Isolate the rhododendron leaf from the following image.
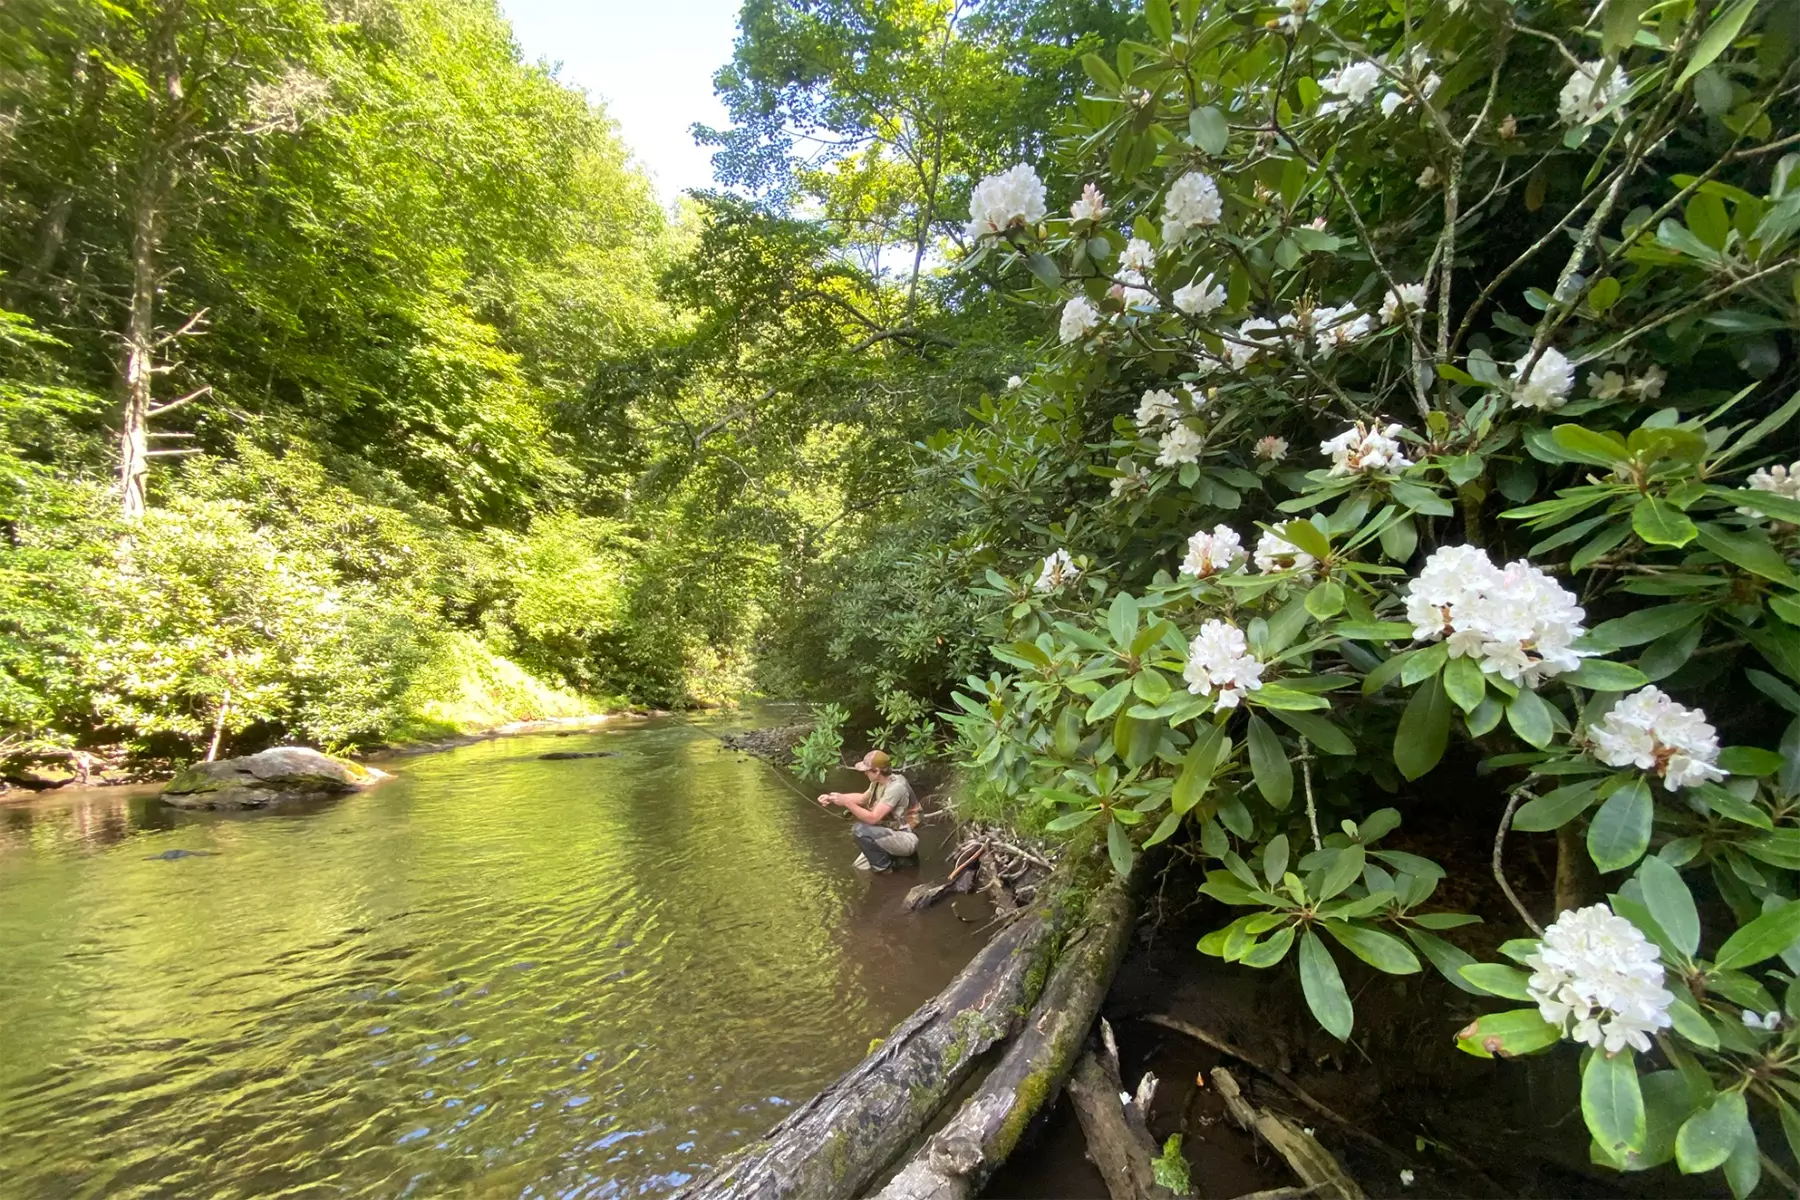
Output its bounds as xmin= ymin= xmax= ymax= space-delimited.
xmin=1082 ymin=52 xmax=1122 ymax=91
xmin=1466 ymin=695 xmax=1505 ymax=737
xmin=1588 ymin=603 xmax=1707 ymax=649
xmin=1552 ymin=424 xmax=1630 ymax=465
xmin=1693 ymin=782 xmax=1772 ymax=829
xmin=1632 ymin=496 xmax=1697 ymax=546
xmin=1676 ymin=0 xmax=1759 ymax=87
xmin=1314 ymin=845 xmax=1365 ymax=902
xmin=1666 ymin=996 xmax=1718 ymax=1050
xmin=1247 ymin=714 xmax=1293 ymax=809
xmin=1394 ymin=676 xmax=1451 ymax=780
xmin=1723 ymin=1121 xmax=1761 ymax=1199
xmin=1459 ymin=963 xmax=1533 ymax=999
xmin=1087 ymin=678 xmax=1133 ymax=723
xmin=1216 ymin=792 xmax=1254 ymax=839
xmin=1107 ymin=816 xmax=1135 ymax=878
xmin=1506 ymin=688 xmax=1555 ymax=749
xmin=1240 ymin=924 xmax=1295 ymax=968
xmin=1513 ymin=780 xmax=1602 ymax=831
xmin=1046 ymin=808 xmax=1102 ymax=832
xmin=1716 ymin=746 xmax=1781 ymax=775
xmin=1268 ymin=709 xmax=1355 ymax=755
xmin=1675 ymin=1091 xmax=1748 ymax=1175
xmin=1405 ymin=929 xmax=1487 ymax=994
xmin=1250 ymin=685 xmax=1329 ymax=711
xmin=1401 ymin=642 xmax=1449 ymax=685
xmin=1564 ymin=659 xmax=1649 ymax=691
xmin=1584 ymin=1047 xmax=1647 ymax=1157
xmin=1335 ymin=620 xmax=1414 ymax=642
xmin=1299 ymin=931 xmax=1353 ymax=1041
xmin=1189 ymin=105 xmax=1227 ymax=155
xmin=1455 ymin=1009 xmax=1560 ymax=1058
xmin=1443 ymin=655 xmax=1487 ymax=714
xmin=1026 ymin=251 xmax=1063 ymax=289
xmin=1713 ymin=898 xmax=1800 ymax=971
xmin=1636 ymin=855 xmax=1701 ymax=957
xmin=1588 ymin=777 xmax=1652 ymax=871
xmin=1304 ymin=580 xmax=1344 ymax=620
xmin=1143 ymin=810 xmax=1182 ymax=849
xmin=1695 ymin=524 xmax=1800 ymax=587
xmin=1321 ymin=921 xmax=1419 ymax=974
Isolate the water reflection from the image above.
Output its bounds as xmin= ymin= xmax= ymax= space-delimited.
xmin=0 ymin=710 xmax=984 ymax=1197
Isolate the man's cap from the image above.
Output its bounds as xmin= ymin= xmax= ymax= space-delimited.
xmin=853 ymin=750 xmax=891 ymax=772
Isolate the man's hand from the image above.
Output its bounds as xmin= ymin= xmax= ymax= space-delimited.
xmin=817 ymin=792 xmax=837 ymax=808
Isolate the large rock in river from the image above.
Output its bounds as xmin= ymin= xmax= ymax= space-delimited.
xmin=161 ymin=747 xmax=389 ymax=810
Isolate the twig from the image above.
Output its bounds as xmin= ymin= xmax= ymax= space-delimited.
xmin=1299 ymin=737 xmax=1322 ymax=852
xmin=1493 ymin=787 xmax=1544 ymax=935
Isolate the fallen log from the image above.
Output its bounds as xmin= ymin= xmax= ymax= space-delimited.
xmin=1066 ymin=1038 xmax=1177 ymax=1200
xmin=873 ymin=871 xmax=1137 ymax=1200
xmin=1210 ymin=1069 xmax=1364 ymax=1200
xmin=675 ymin=889 xmax=1075 ymax=1200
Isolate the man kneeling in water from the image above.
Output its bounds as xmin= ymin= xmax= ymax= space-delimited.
xmin=817 ymin=750 xmax=919 ymax=872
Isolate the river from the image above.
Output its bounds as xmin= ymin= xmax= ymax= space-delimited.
xmin=0 ymin=708 xmax=987 ymax=1197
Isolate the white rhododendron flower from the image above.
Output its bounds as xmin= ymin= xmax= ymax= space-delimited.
xmin=1070 ymin=182 xmax=1109 ymax=224
xmin=1404 ymin=544 xmax=1587 ymax=685
xmin=1590 ymin=370 xmax=1627 ymax=400
xmin=1747 ymin=463 xmax=1800 ymax=500
xmin=1319 ymin=60 xmax=1382 ymax=109
xmin=1277 ymin=0 xmax=1319 ymax=31
xmin=1510 ymin=347 xmax=1577 ymax=411
xmin=1321 ymin=422 xmax=1413 ymax=476
xmin=1254 ymin=529 xmax=1315 ymax=575
xmin=1156 ymin=423 xmax=1204 ymax=466
xmin=1135 ymin=388 xmax=1184 ymax=431
xmin=1589 ymin=686 xmax=1727 ymax=791
xmin=1379 ymin=282 xmax=1428 ymax=325
xmin=1633 ymin=365 xmax=1667 ymax=399
xmin=1110 ymin=465 xmax=1149 ymax=498
xmin=1180 ymin=524 xmax=1247 ymax=578
xmin=1121 ymin=238 xmax=1157 ymax=274
xmin=1112 ymin=269 xmax=1159 ymax=311
xmin=1161 ymin=172 xmax=1223 ymax=243
xmin=1744 ymin=1010 xmax=1782 ymax=1031
xmin=967 ymin=164 xmax=1047 ymax=239
xmin=1311 ymin=304 xmax=1374 ymax=357
xmin=1034 ymin=548 xmax=1080 ymax=592
xmin=1526 ymin=904 xmax=1674 ymax=1055
xmin=1183 ymin=619 xmax=1264 ymax=709
xmin=1060 ymin=296 xmax=1101 ymax=343
xmin=1006 ymin=375 xmax=1024 ymax=390
xmin=1255 ymin=435 xmax=1289 ymax=462
xmin=1173 ymin=273 xmax=1226 ymax=316
xmin=1558 ymin=61 xmax=1629 ymax=126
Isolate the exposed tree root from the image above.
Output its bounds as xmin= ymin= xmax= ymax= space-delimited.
xmin=1211 ymin=1068 xmax=1365 ymax=1200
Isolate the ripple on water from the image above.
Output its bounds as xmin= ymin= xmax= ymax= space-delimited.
xmin=0 ymin=710 xmax=985 ymax=1197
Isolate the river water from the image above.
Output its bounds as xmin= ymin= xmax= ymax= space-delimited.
xmin=0 ymin=709 xmax=986 ymax=1198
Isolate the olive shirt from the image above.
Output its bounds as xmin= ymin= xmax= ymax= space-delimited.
xmin=866 ymin=773 xmax=918 ymax=830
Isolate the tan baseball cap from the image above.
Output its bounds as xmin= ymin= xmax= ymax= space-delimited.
xmin=852 ymin=750 xmax=891 ymax=772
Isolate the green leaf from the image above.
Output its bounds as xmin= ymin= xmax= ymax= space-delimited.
xmin=1305 ymin=580 xmax=1345 ymax=620
xmin=1506 ymin=688 xmax=1555 ymax=749
xmin=1675 ymin=0 xmax=1761 ymax=87
xmin=1637 ymin=856 xmax=1700 ymax=957
xmin=1587 ymin=776 xmax=1653 ymax=872
xmin=1564 ymin=659 xmax=1650 ymax=692
xmin=1173 ymin=725 xmax=1226 ymax=814
xmin=1046 ymin=808 xmax=1102 ymax=832
xmin=1314 ymin=844 xmax=1366 ymax=901
xmin=1107 ymin=816 xmax=1135 ymax=877
xmin=1320 ymin=921 xmax=1421 ymax=974
xmin=1603 ymin=0 xmax=1652 ymax=52
xmin=1458 ymin=963 xmax=1534 ymax=1000
xmin=1081 ymin=52 xmax=1122 ymax=91
xmin=1589 ymin=604 xmax=1707 ymax=649
xmin=1279 ymin=519 xmax=1331 ymax=563
xmin=1717 ymin=746 xmax=1781 ymax=776
xmin=1513 ymin=780 xmax=1602 ymax=831
xmin=1394 ymin=676 xmax=1450 ymax=780
xmin=1268 ymin=709 xmax=1355 ymax=755
xmin=1144 ymin=810 xmax=1182 ymax=848
xmin=1633 ymin=496 xmax=1698 ymax=547
xmin=1696 ymin=524 xmax=1800 ymax=587
xmin=1668 ymin=996 xmax=1719 ymax=1050
xmin=1299 ymin=930 xmax=1353 ymax=1041
xmin=1026 ymin=251 xmax=1063 ymax=289
xmin=1251 ymin=684 xmax=1330 ymax=711
xmin=1406 ymin=928 xmax=1488 ymax=994
xmin=1676 ymin=1091 xmax=1749 ymax=1175
xmin=1088 ymin=679 xmax=1133 ymax=723
xmin=1144 ymin=0 xmax=1174 ymax=42
xmin=1443 ymin=655 xmax=1487 ymax=714
xmin=1263 ymin=832 xmax=1290 ymax=886
xmin=1584 ymin=1048 xmax=1647 ymax=1157
xmin=1189 ymin=105 xmax=1227 ymax=155
xmin=1240 ymin=923 xmax=1296 ymax=968
xmin=1455 ymin=1008 xmax=1561 ymax=1058
xmin=1714 ymin=899 xmax=1800 ymax=970
xmin=1246 ymin=714 xmax=1293 ymax=809
xmin=1552 ymin=424 xmax=1629 ymax=466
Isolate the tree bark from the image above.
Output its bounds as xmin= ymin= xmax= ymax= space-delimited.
xmin=1553 ymin=823 xmax=1601 ymax=918
xmin=873 ymin=872 xmax=1137 ymax=1200
xmin=675 ymin=892 xmax=1074 ymax=1200
xmin=1067 ymin=1046 xmax=1176 ymax=1200
xmin=1210 ymin=1068 xmax=1364 ymax=1200
xmin=118 ymin=150 xmax=166 ymax=521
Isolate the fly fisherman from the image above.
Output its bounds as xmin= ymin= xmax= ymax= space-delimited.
xmin=817 ymin=750 xmax=919 ymax=872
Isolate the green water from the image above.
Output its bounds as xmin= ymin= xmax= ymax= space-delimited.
xmin=0 ymin=709 xmax=985 ymax=1197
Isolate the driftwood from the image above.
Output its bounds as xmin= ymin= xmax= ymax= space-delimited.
xmin=873 ymin=874 xmax=1137 ymax=1200
xmin=905 ymin=846 xmax=985 ymax=911
xmin=1066 ymin=1034 xmax=1176 ymax=1200
xmin=1210 ymin=1069 xmax=1364 ymax=1200
xmin=676 ymin=891 xmax=1074 ymax=1200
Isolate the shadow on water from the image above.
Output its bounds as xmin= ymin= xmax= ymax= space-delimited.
xmin=0 ymin=706 xmax=987 ymax=1198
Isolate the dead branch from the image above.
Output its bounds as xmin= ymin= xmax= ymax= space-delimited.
xmin=1211 ymin=1069 xmax=1364 ymax=1200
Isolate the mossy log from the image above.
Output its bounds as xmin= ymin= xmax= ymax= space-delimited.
xmin=1066 ymin=1044 xmax=1177 ymax=1200
xmin=872 ymin=872 xmax=1137 ymax=1200
xmin=1210 ymin=1069 xmax=1364 ymax=1200
xmin=675 ymin=894 xmax=1072 ymax=1200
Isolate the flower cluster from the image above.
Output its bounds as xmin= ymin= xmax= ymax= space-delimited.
xmin=1109 ymin=464 xmax=1150 ymax=498
xmin=1173 ymin=273 xmax=1226 ymax=317
xmin=1156 ymin=423 xmax=1204 ymax=466
xmin=1254 ymin=529 xmax=1315 ymax=575
xmin=1162 ymin=172 xmax=1223 ymax=243
xmin=1525 ymin=904 xmax=1674 ymax=1055
xmin=1748 ymin=462 xmax=1800 ymax=501
xmin=1589 ymin=686 xmax=1726 ymax=791
xmin=1510 ymin=347 xmax=1576 ymax=411
xmin=1558 ymin=61 xmax=1629 ymax=126
xmin=1060 ymin=296 xmax=1101 ymax=343
xmin=1111 ymin=270 xmax=1158 ymax=311
xmin=968 ymin=165 xmax=1047 ymax=239
xmin=1034 ymin=548 xmax=1080 ymax=592
xmin=1321 ymin=422 xmax=1412 ymax=476
xmin=1310 ymin=303 xmax=1375 ymax=358
xmin=1180 ymin=525 xmax=1246 ymax=578
xmin=1588 ymin=364 xmax=1666 ymax=401
xmin=1255 ymin=435 xmax=1289 ymax=462
xmin=1070 ymin=182 xmax=1109 ymax=224
xmin=1182 ymin=619 xmax=1264 ymax=709
xmin=1121 ymin=238 xmax=1157 ymax=274
xmin=1318 ymin=60 xmax=1382 ymax=113
xmin=1379 ymin=282 xmax=1427 ymax=326
xmin=1135 ymin=388 xmax=1184 ymax=431
xmin=1404 ymin=545 xmax=1587 ymax=685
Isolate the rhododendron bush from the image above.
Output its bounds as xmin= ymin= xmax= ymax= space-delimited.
xmin=936 ymin=0 xmax=1800 ymax=1188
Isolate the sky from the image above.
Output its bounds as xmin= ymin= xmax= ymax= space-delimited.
xmin=500 ymin=0 xmax=743 ymax=206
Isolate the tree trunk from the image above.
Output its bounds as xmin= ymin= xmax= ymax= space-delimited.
xmin=1067 ymin=1046 xmax=1176 ymax=1200
xmin=1554 ymin=823 xmax=1601 ymax=918
xmin=118 ymin=160 xmax=163 ymax=521
xmin=873 ymin=872 xmax=1137 ymax=1200
xmin=675 ymin=891 xmax=1075 ymax=1200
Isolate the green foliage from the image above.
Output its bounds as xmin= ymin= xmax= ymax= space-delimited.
xmin=1151 ymin=1134 xmax=1191 ymax=1195
xmin=793 ymin=702 xmax=850 ymax=783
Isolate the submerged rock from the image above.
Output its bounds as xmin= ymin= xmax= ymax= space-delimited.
xmin=161 ymin=747 xmax=389 ymax=810
xmin=537 ymin=751 xmax=616 ymax=760
xmin=145 ymin=848 xmax=218 ymax=860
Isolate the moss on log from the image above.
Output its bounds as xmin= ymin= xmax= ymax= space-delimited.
xmin=871 ymin=871 xmax=1137 ymax=1200
xmin=675 ymin=893 xmax=1073 ymax=1200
